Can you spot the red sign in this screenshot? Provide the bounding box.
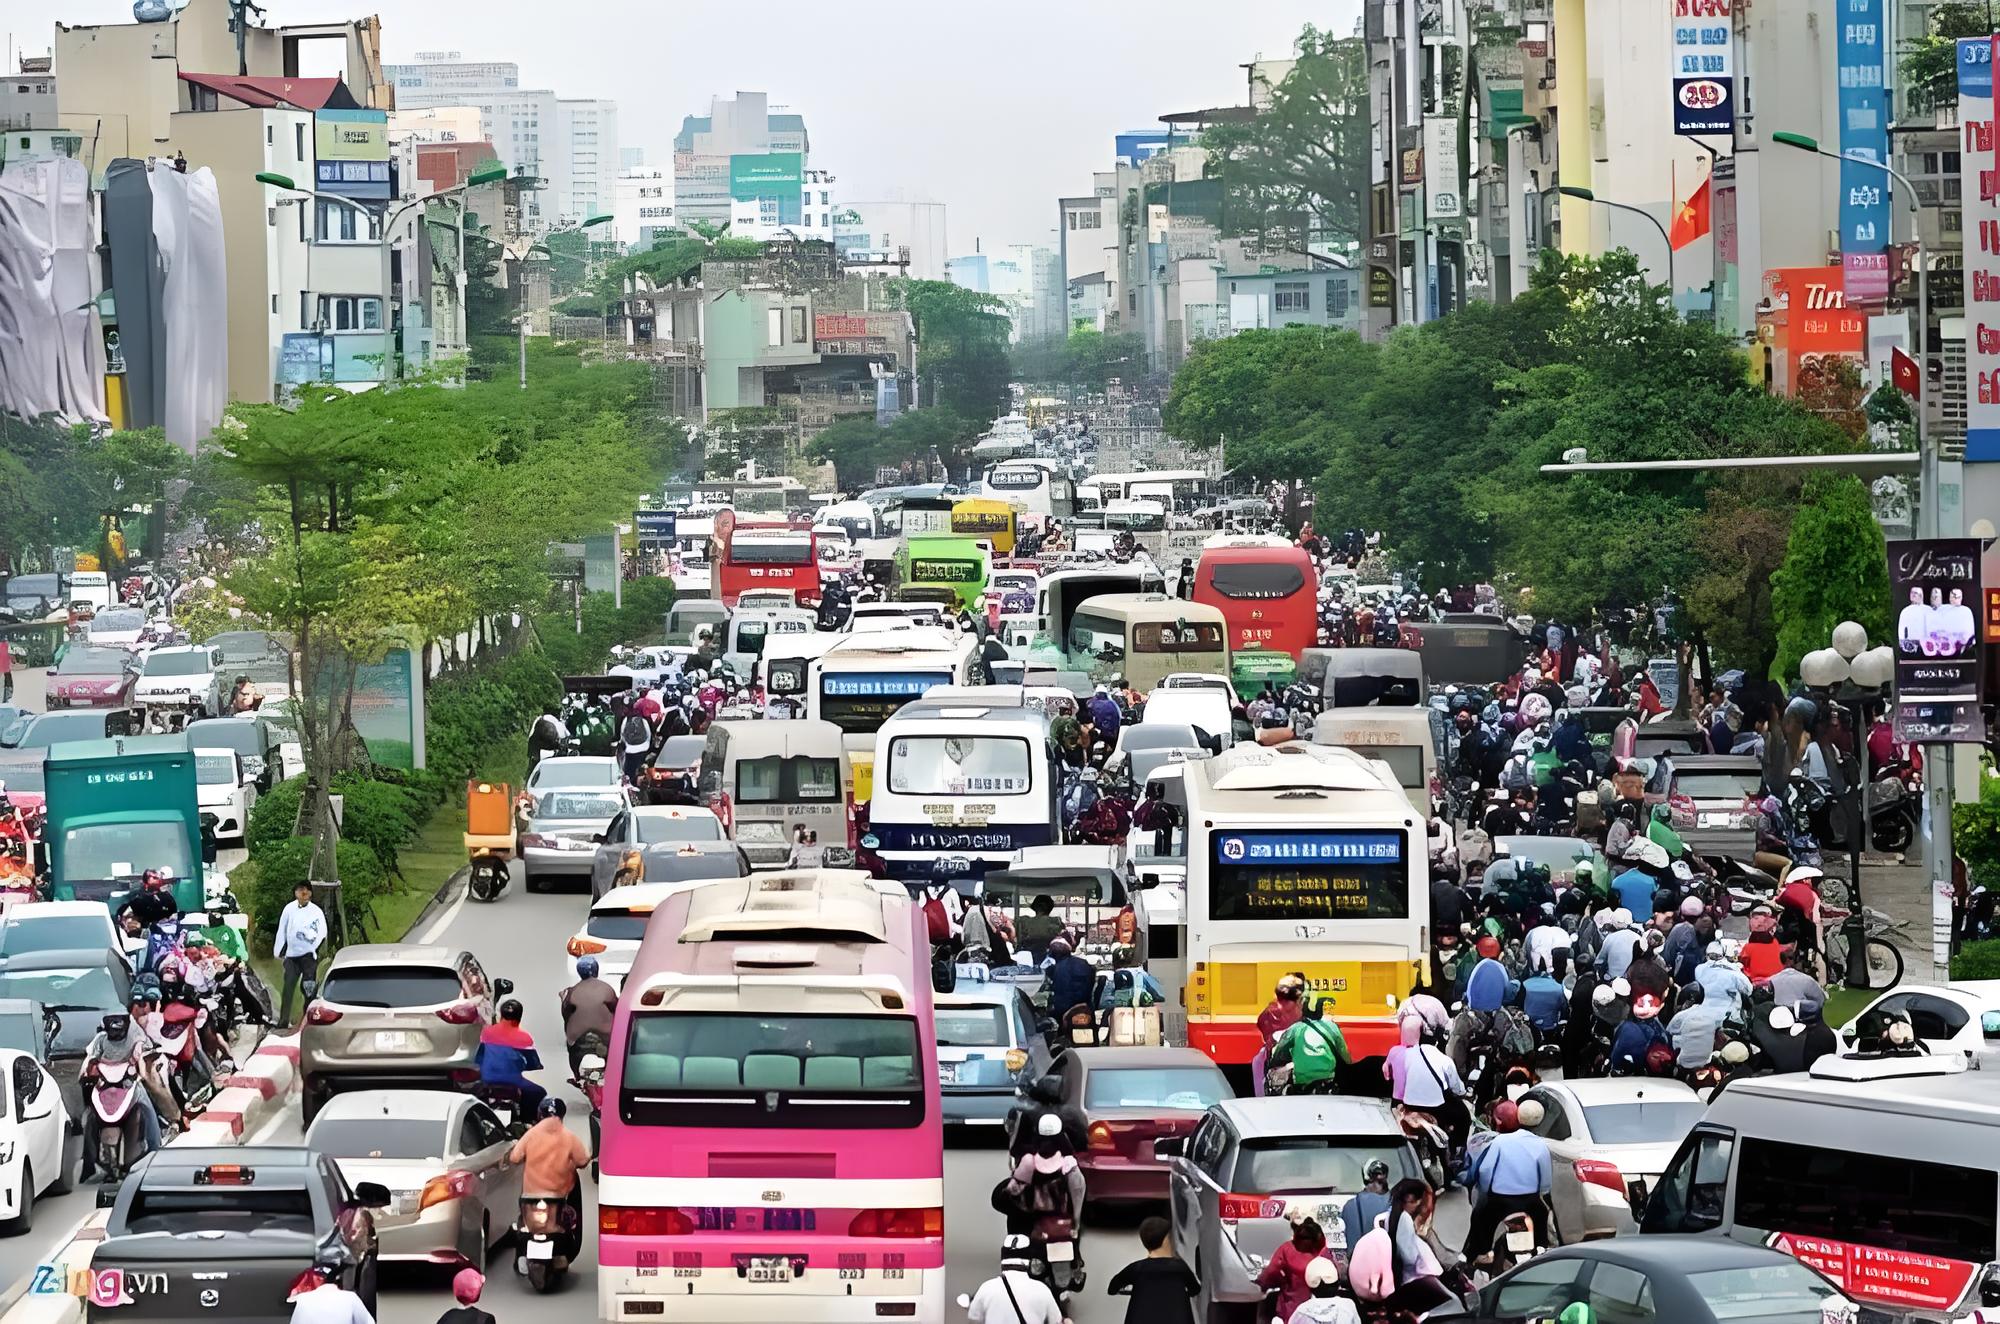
[1767,1232,1979,1312]
[814,314,871,341]
[1986,587,2000,644]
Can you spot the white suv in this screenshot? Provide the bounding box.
[133,644,225,723]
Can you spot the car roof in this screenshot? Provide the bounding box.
[310,1089,461,1125]
[1536,1234,1814,1275]
[4,902,112,919]
[133,1145,318,1179]
[1213,1095,1401,1138]
[328,943,457,967]
[1068,1046,1217,1071]
[0,946,120,970]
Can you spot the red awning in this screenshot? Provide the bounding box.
[178,72,353,110]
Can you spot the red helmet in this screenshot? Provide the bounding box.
[1476,935,1502,960]
[1492,1100,1520,1133]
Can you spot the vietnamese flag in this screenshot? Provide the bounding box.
[1670,175,1711,251]
[1892,345,1921,399]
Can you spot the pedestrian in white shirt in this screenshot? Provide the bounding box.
[966,1237,1063,1324]
[287,1262,374,1324]
[273,883,328,1028]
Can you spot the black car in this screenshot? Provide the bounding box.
[91,1146,386,1322]
[1435,1236,1850,1324]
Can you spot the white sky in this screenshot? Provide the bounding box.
[8,0,1357,249]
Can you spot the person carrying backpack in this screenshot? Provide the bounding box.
[618,708,653,782]
[1268,996,1350,1092]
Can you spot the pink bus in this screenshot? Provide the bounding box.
[596,870,945,1322]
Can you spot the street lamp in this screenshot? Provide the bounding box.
[1555,185,1675,310]
[1800,623,1899,987]
[517,213,612,389]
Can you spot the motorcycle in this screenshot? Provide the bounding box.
[473,1082,530,1136]
[1478,1210,1546,1280]
[85,1058,145,1181]
[468,851,510,903]
[515,1194,583,1292]
[1024,1227,1086,1305]
[1867,767,1919,855]
[148,1001,214,1114]
[1396,1103,1451,1190]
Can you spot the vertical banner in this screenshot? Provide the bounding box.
[1961,36,2000,460]
[1889,538,1986,742]
[1837,0,1891,302]
[1670,0,1734,136]
[1424,116,1463,219]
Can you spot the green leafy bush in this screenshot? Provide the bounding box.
[328,776,426,878]
[1952,939,2000,981]
[243,837,388,945]
[246,775,304,858]
[1954,756,2000,893]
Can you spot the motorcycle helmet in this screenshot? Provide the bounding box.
[1644,1043,1678,1074]
[1631,993,1663,1020]
[538,1097,566,1120]
[1475,935,1501,960]
[1719,1039,1752,1065]
[1591,984,1618,1011]
[1305,1259,1339,1290]
[575,957,600,980]
[1363,1158,1390,1185]
[1768,1006,1801,1035]
[1513,1098,1545,1130]
[999,1234,1035,1270]
[101,1013,131,1040]
[1491,1101,1520,1133]
[1679,895,1704,920]
[1786,864,1825,887]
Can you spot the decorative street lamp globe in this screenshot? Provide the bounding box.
[1799,648,1851,690]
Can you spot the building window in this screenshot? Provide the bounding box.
[1069,210,1102,231]
[266,125,274,146]
[316,200,380,242]
[820,190,829,206]
[768,306,784,347]
[271,294,279,315]
[1274,281,1311,312]
[316,295,384,332]
[1327,279,1349,321]
[295,123,306,161]
[791,306,807,343]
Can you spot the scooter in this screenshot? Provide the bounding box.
[468,851,510,903]
[85,1059,145,1182]
[515,1194,583,1292]
[148,1002,214,1115]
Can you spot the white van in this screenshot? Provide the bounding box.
[1310,708,1445,819]
[1641,1050,2000,1320]
[68,571,112,611]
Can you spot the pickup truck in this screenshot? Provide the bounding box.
[131,645,225,728]
[88,1147,385,1323]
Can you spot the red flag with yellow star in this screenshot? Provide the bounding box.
[1669,175,1711,251]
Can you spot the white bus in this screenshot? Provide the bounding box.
[1181,742,1427,1072]
[670,513,714,597]
[870,687,1059,892]
[981,458,1074,520]
[809,630,982,804]
[1079,469,1210,513]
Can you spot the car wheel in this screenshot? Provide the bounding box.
[523,869,542,895]
[5,1166,32,1236]
[49,1134,76,1196]
[301,1082,326,1125]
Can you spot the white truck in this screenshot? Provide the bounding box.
[132,644,225,729]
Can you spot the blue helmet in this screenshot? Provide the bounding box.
[575,956,600,980]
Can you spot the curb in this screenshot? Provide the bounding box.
[403,866,468,943]
[6,1031,302,1324]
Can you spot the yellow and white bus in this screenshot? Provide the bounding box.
[1181,741,1427,1071]
[808,629,982,804]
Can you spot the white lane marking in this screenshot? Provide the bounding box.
[414,879,468,946]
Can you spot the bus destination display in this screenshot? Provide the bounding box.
[1208,830,1408,921]
[912,558,981,583]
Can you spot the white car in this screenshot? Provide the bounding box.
[1836,982,2000,1062]
[132,644,225,722]
[84,607,148,651]
[0,903,125,969]
[0,1048,75,1232]
[194,748,258,844]
[1511,1078,1707,1243]
[567,881,699,988]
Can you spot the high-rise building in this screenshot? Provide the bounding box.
[556,97,617,223]
[673,92,809,227]
[613,167,674,250]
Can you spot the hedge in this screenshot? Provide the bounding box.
[1953,755,2000,894]
[243,837,388,941]
[1952,939,2000,981]
[533,579,675,677]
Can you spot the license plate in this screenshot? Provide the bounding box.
[746,1256,792,1284]
[1045,1241,1075,1264]
[1505,1228,1535,1253]
[1699,812,1723,828]
[374,1031,411,1051]
[525,1239,555,1261]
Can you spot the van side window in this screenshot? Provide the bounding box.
[1642,1129,1732,1234]
[1732,1136,1999,1263]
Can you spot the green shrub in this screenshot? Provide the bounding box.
[247,775,305,858]
[245,837,388,947]
[1952,939,2000,981]
[328,776,426,878]
[1953,756,2000,893]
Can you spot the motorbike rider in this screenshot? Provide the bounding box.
[116,867,180,935]
[1596,909,1643,981]
[1766,945,1828,1020]
[1391,1012,1470,1154]
[508,1097,590,1246]
[80,1012,164,1177]
[476,999,546,1114]
[1695,941,1754,1020]
[1042,937,1096,1017]
[1666,983,1726,1075]
[286,1256,376,1324]
[1267,996,1350,1093]
[1083,684,1122,760]
[1339,1159,1394,1253]
[1609,992,1672,1074]
[157,954,232,1075]
[1255,973,1306,1094]
[1005,1113,1086,1247]
[560,957,618,1074]
[1622,929,1674,1002]
[1007,1074,1087,1165]
[1520,952,1569,1033]
[1256,1213,1334,1321]
[967,1235,1064,1324]
[1461,1098,1552,1257]
[1482,785,1538,839]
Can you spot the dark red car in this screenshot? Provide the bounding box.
[1055,1046,1234,1204]
[45,644,137,709]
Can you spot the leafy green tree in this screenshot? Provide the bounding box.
[1201,26,1370,253]
[1900,2,1994,114]
[1012,331,1149,390]
[886,280,1012,421]
[1769,473,1893,682]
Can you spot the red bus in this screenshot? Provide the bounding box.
[711,515,821,608]
[1193,538,1318,660]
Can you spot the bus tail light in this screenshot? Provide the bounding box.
[1219,1194,1286,1222]
[1574,1159,1627,1195]
[847,1207,942,1238]
[599,1206,694,1237]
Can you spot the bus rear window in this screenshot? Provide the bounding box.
[731,537,812,566]
[1733,1137,1997,1265]
[620,1012,926,1129]
[1133,622,1225,654]
[1207,562,1306,599]
[737,756,842,802]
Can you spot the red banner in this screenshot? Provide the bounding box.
[813,314,871,341]
[1768,1232,1979,1312]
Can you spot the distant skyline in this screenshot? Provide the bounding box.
[8,0,1357,249]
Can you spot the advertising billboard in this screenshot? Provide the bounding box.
[315,109,390,199]
[1889,538,1985,742]
[1837,0,1891,302]
[1767,266,1864,396]
[1670,0,1734,136]
[634,510,675,549]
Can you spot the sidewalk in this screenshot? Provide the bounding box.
[1827,852,1945,979]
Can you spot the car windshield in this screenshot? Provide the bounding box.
[1676,773,1762,800]
[59,823,190,884]
[56,648,127,676]
[0,966,120,1009]
[635,814,722,844]
[1084,1066,1231,1111]
[1233,1137,1418,1197]
[11,713,106,749]
[196,754,238,785]
[935,1006,1010,1047]
[143,651,212,677]
[309,1117,450,1160]
[0,914,108,955]
[1684,1264,1846,1322]
[537,792,624,821]
[530,761,617,788]
[1579,1099,1707,1144]
[185,720,260,756]
[89,610,145,634]
[319,966,462,1009]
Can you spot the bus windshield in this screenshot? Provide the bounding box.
[1209,562,1307,599]
[731,534,812,565]
[886,736,1032,796]
[620,1011,925,1128]
[818,671,949,735]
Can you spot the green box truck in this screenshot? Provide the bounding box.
[42,734,212,912]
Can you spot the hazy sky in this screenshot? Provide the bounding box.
[9,0,1357,248]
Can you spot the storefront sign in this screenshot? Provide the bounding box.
[1837,0,1891,301]
[1768,1232,1978,1313]
[1959,36,2000,460]
[1424,116,1462,220]
[1671,0,1734,135]
[1368,267,1394,309]
[1888,537,1985,742]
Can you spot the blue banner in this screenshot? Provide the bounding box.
[1838,0,1891,301]
[1211,831,1405,866]
[1959,34,1993,100]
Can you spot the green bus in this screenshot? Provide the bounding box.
[896,534,990,610]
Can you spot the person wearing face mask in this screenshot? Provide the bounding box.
[1256,973,1306,1095]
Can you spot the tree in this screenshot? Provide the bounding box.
[1899,2,1994,115]
[886,280,1012,421]
[1769,473,1893,682]
[1200,26,1370,254]
[1011,330,1148,390]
